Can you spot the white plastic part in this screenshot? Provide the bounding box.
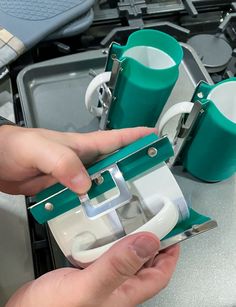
[48,162,188,267]
[122,46,176,69]
[159,80,236,137]
[158,101,194,137]
[207,80,236,123]
[71,197,179,264]
[85,71,111,117]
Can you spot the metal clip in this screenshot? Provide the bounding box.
[168,101,203,166]
[99,57,122,130]
[159,220,217,251]
[79,164,132,219]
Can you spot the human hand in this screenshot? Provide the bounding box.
[6,232,179,307]
[1,125,180,306]
[0,125,156,195]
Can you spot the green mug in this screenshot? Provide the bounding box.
[85,29,183,129]
[159,77,236,182]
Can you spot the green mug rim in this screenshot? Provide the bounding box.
[118,29,183,72]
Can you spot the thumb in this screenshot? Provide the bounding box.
[80,232,160,301]
[29,135,91,194]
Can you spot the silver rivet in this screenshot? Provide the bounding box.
[192,225,200,233]
[44,202,54,211]
[197,92,204,99]
[94,175,104,185]
[147,147,158,157]
[102,49,108,55]
[111,54,117,60]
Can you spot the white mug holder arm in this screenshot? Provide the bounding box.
[158,101,194,137]
[85,71,112,117]
[71,197,179,264]
[85,55,122,130]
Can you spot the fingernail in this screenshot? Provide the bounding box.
[132,236,159,259]
[71,169,91,192]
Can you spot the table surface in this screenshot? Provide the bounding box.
[0,78,34,307]
[141,169,236,307]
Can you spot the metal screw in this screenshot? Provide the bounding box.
[111,54,117,60]
[197,92,204,99]
[89,69,97,77]
[147,147,158,157]
[44,202,54,211]
[94,175,104,185]
[192,225,200,233]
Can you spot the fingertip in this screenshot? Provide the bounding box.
[131,234,160,260]
[69,170,92,194]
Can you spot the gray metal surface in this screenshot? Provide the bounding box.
[80,164,132,219]
[187,34,233,73]
[0,81,34,307]
[16,43,236,307]
[141,170,236,307]
[17,43,212,133]
[17,50,104,132]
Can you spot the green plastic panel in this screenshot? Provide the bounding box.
[104,29,183,129]
[164,208,211,239]
[30,133,174,224]
[181,78,236,182]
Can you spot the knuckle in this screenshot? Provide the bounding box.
[51,150,76,176]
[109,253,140,279]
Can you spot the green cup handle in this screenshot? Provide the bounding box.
[158,101,194,137]
[85,71,111,117]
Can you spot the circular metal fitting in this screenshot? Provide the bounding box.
[94,175,104,185]
[197,92,204,99]
[147,147,158,158]
[44,202,54,211]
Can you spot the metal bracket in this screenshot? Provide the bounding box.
[30,134,173,224]
[217,12,236,45]
[168,101,204,166]
[0,66,9,81]
[99,56,122,130]
[118,0,147,18]
[79,164,132,219]
[182,0,198,17]
[160,220,217,251]
[218,12,236,33]
[100,22,190,48]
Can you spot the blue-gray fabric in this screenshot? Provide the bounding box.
[0,0,94,67]
[46,8,94,40]
[0,0,92,21]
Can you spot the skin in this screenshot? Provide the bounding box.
[0,125,180,307]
